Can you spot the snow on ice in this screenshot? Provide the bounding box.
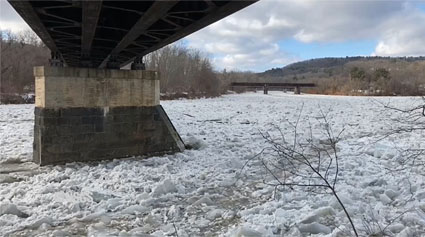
[1,92,425,236]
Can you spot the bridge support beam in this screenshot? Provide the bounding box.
[263,84,269,94]
[33,66,184,165]
[295,86,301,95]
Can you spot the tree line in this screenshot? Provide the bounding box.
[2,29,425,101]
[145,43,222,99]
[232,57,425,96]
[0,30,222,103]
[1,30,49,97]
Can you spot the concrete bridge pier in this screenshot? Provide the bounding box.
[33,66,184,165]
[295,86,301,94]
[263,84,269,94]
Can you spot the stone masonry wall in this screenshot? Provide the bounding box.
[34,106,184,165]
[33,66,183,165]
[34,66,160,108]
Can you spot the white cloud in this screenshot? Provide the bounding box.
[374,6,425,56]
[186,0,424,71]
[0,1,30,32]
[1,0,425,71]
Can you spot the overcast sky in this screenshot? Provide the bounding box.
[1,0,425,72]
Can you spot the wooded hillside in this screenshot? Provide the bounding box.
[0,31,220,103]
[256,57,425,95]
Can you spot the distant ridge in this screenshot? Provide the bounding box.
[253,56,425,95]
[259,56,425,78]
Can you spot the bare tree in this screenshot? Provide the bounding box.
[145,43,220,99]
[1,29,49,99]
[371,98,425,169]
[252,105,358,236]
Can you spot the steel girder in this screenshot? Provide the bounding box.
[8,0,257,68]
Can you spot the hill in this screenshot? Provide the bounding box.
[260,56,425,78]
[256,56,425,95]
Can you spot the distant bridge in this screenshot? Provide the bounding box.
[230,82,316,94]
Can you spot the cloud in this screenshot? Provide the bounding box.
[1,0,424,71]
[374,6,425,56]
[186,0,424,71]
[0,1,30,32]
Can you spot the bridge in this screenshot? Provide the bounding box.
[230,82,316,94]
[9,0,255,68]
[8,0,257,165]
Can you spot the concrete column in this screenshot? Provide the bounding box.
[33,66,184,165]
[295,86,301,94]
[263,84,269,94]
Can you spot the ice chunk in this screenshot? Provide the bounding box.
[387,223,405,233]
[0,203,29,218]
[152,179,177,197]
[52,230,72,236]
[330,195,353,210]
[397,227,414,237]
[301,206,336,224]
[91,191,114,203]
[192,196,214,206]
[79,211,106,222]
[185,136,207,150]
[195,217,210,228]
[121,205,149,215]
[385,189,400,200]
[136,193,150,203]
[29,216,54,229]
[379,194,392,205]
[234,226,263,237]
[274,208,286,223]
[298,222,331,235]
[206,209,223,220]
[143,214,161,227]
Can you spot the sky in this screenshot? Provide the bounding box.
[1,0,425,72]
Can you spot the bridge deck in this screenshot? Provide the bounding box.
[230,82,316,87]
[8,0,256,68]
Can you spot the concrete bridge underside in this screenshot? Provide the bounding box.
[8,0,256,165]
[9,0,255,68]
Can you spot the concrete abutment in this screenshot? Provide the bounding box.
[33,66,184,165]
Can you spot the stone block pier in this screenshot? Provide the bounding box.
[33,67,184,165]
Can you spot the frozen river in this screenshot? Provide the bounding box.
[1,92,425,236]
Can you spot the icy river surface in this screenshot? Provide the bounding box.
[1,92,425,236]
